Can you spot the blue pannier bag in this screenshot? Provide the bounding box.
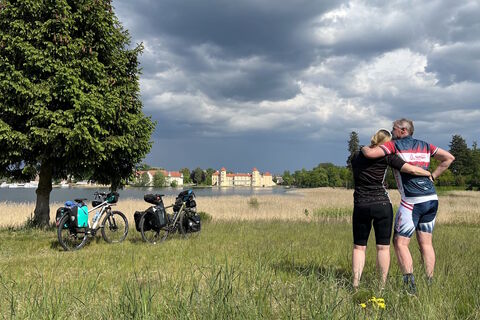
[64,201,88,228]
[56,201,88,228]
[71,205,88,228]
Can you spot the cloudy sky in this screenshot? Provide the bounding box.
[113,0,480,173]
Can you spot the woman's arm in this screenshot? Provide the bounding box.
[400,163,431,177]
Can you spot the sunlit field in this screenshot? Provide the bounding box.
[0,188,479,319]
[1,188,480,227]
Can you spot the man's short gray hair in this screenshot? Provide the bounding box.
[393,118,414,136]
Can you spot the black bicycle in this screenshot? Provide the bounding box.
[134,190,200,244]
[56,191,128,251]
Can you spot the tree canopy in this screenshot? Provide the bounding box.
[347,131,359,169]
[449,134,471,176]
[153,171,165,188]
[0,0,154,226]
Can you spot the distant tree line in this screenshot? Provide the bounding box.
[438,134,480,189]
[281,163,353,188]
[180,167,216,186]
[130,165,217,187]
[281,132,479,190]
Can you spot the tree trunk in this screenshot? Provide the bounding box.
[33,161,53,227]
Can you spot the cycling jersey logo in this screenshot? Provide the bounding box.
[405,153,429,162]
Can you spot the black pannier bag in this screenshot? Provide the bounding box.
[155,206,168,228]
[173,197,183,212]
[134,206,168,232]
[106,192,119,204]
[187,215,201,232]
[173,190,196,212]
[134,211,143,232]
[144,194,164,205]
[55,207,72,228]
[187,198,196,209]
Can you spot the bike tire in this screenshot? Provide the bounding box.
[57,214,88,251]
[178,211,190,238]
[101,210,129,243]
[140,212,168,244]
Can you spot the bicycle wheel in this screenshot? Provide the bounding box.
[178,211,191,238]
[57,214,88,251]
[140,213,168,244]
[101,210,129,243]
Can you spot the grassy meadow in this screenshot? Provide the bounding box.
[0,188,479,319]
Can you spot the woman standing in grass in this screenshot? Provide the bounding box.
[350,129,431,290]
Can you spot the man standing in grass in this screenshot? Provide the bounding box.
[362,118,455,294]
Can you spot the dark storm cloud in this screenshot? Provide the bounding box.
[112,0,480,170]
[117,0,337,57]
[427,43,480,84]
[115,0,340,102]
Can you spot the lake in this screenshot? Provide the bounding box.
[0,186,294,203]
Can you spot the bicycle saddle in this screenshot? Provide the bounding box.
[74,198,88,202]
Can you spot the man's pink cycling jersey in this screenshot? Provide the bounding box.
[380,136,438,204]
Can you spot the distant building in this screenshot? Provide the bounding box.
[135,169,184,186]
[212,167,276,187]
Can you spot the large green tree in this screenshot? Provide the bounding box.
[347,131,359,169]
[205,168,215,185]
[192,167,204,185]
[180,167,191,184]
[153,171,165,188]
[449,134,471,176]
[469,141,480,189]
[281,170,293,186]
[0,0,154,226]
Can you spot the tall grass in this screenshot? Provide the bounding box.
[1,188,479,227]
[0,188,479,318]
[0,222,479,319]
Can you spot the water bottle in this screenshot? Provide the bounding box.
[93,211,100,223]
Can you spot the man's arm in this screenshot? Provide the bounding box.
[431,148,455,180]
[361,145,386,159]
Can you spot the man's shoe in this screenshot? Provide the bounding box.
[426,276,433,286]
[403,273,416,295]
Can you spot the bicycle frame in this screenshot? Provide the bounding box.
[88,201,114,230]
[163,203,186,230]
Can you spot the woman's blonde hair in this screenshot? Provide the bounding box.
[370,128,392,147]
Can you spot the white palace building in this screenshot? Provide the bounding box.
[212,167,276,187]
